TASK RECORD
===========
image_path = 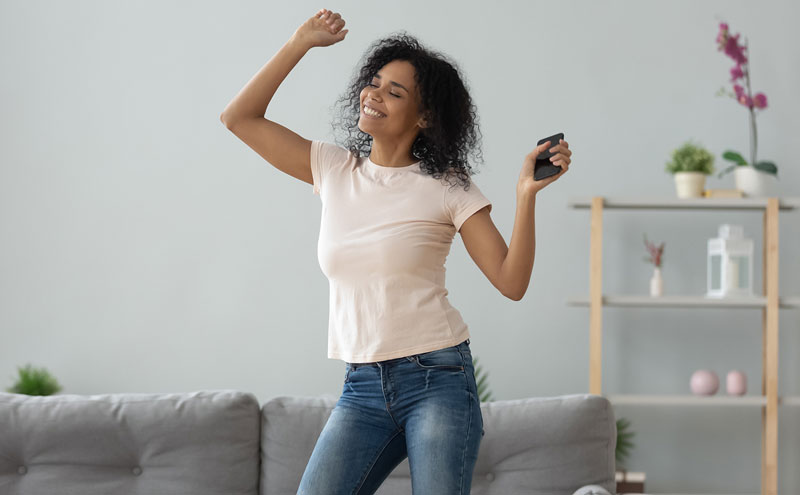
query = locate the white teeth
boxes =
[363,105,386,118]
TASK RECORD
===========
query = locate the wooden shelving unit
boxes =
[568,196,800,495]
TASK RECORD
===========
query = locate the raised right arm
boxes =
[220,35,314,185]
[220,9,348,186]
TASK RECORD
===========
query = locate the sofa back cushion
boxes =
[260,393,616,495]
[473,394,616,494]
[0,390,261,495]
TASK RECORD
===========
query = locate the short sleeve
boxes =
[445,178,492,232]
[310,140,350,195]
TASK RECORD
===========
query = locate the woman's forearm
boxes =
[500,190,536,300]
[220,35,312,124]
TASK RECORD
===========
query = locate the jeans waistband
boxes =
[348,339,470,369]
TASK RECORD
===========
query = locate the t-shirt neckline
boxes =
[366,155,421,172]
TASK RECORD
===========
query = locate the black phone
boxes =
[534,132,565,181]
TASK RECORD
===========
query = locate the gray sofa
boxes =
[0,390,616,494]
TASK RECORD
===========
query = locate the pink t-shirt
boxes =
[310,140,492,363]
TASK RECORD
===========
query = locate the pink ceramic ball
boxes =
[690,370,719,395]
[726,370,747,396]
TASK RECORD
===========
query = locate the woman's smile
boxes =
[362,105,387,119]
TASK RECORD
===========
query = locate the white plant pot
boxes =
[734,166,777,197]
[673,172,706,198]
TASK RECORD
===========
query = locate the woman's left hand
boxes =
[517,138,572,196]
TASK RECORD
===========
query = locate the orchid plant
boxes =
[643,234,665,269]
[715,22,778,179]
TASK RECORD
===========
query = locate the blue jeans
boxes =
[298,339,484,495]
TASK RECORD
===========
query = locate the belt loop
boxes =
[465,338,470,345]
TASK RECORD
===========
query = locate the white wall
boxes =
[2,0,798,492]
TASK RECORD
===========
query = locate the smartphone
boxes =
[534,132,565,181]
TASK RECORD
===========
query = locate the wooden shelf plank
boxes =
[567,196,800,210]
[608,395,766,406]
[606,395,800,406]
[567,295,800,309]
[783,396,800,406]
[781,296,800,308]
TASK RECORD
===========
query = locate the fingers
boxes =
[548,139,571,156]
[319,9,344,31]
[530,139,572,168]
[550,140,571,168]
[550,153,570,168]
[547,139,572,166]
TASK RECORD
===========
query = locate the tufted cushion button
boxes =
[132,466,142,476]
[485,472,495,481]
[17,466,27,475]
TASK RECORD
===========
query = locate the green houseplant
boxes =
[664,140,715,198]
[616,417,636,470]
[7,364,62,396]
[473,356,494,402]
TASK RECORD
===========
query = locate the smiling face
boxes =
[358,59,429,143]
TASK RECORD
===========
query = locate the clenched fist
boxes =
[293,8,349,48]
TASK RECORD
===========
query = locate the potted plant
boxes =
[665,140,715,198]
[714,22,778,197]
[6,363,62,396]
[615,417,645,493]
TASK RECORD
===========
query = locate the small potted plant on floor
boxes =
[665,140,715,198]
[615,417,646,493]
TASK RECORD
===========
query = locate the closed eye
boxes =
[367,83,401,98]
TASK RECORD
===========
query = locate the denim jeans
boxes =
[297,339,484,495]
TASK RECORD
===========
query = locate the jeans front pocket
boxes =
[407,346,465,371]
[344,363,353,383]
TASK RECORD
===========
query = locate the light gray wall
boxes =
[2,0,798,492]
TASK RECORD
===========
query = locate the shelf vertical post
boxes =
[589,197,603,395]
[761,198,779,495]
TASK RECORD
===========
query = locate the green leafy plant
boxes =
[616,417,636,470]
[717,150,777,179]
[664,141,715,175]
[7,364,62,396]
[473,356,494,402]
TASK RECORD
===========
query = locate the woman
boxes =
[221,8,571,494]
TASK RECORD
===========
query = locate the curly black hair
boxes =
[329,31,485,191]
